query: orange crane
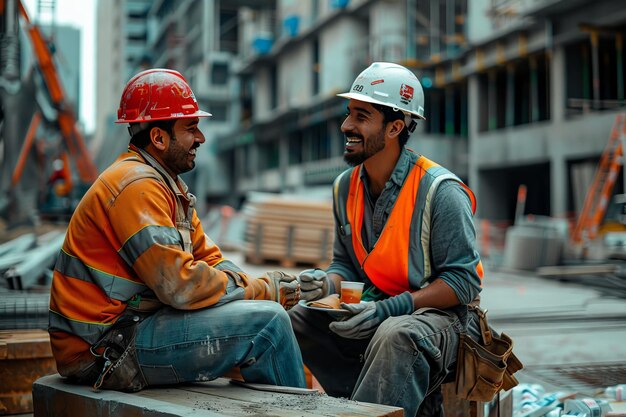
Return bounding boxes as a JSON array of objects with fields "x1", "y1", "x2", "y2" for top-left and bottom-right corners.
[
  {"x1": 570, "y1": 113, "x2": 626, "y2": 247},
  {"x1": 10, "y1": 0, "x2": 98, "y2": 192}
]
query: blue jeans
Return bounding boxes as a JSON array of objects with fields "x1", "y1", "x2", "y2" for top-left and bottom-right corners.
[{"x1": 135, "y1": 300, "x2": 306, "y2": 388}]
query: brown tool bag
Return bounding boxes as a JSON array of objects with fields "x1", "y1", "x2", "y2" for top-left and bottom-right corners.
[
  {"x1": 90, "y1": 314, "x2": 147, "y2": 392},
  {"x1": 454, "y1": 307, "x2": 524, "y2": 402}
]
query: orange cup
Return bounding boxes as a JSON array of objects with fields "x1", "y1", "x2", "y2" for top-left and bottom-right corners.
[{"x1": 340, "y1": 281, "x2": 364, "y2": 304}]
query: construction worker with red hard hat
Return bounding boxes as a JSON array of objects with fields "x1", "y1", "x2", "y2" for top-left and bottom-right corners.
[
  {"x1": 48, "y1": 69, "x2": 306, "y2": 392},
  {"x1": 289, "y1": 62, "x2": 494, "y2": 416}
]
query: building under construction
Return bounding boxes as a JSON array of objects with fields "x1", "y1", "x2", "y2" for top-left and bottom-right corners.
[
  {"x1": 208, "y1": 0, "x2": 626, "y2": 232},
  {"x1": 5, "y1": 0, "x2": 625, "y2": 233}
]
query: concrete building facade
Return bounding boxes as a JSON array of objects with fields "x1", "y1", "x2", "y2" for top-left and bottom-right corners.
[
  {"x1": 215, "y1": 0, "x2": 626, "y2": 230},
  {"x1": 92, "y1": 0, "x2": 152, "y2": 169},
  {"x1": 217, "y1": 0, "x2": 472, "y2": 209},
  {"x1": 91, "y1": 0, "x2": 626, "y2": 227}
]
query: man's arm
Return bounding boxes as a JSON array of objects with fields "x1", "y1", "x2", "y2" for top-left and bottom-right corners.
[
  {"x1": 110, "y1": 180, "x2": 294, "y2": 309},
  {"x1": 408, "y1": 278, "x2": 460, "y2": 309},
  {"x1": 325, "y1": 194, "x2": 359, "y2": 288},
  {"x1": 426, "y1": 180, "x2": 483, "y2": 307}
]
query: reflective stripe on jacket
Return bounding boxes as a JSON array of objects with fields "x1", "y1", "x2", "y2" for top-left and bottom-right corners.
[
  {"x1": 337, "y1": 153, "x2": 483, "y2": 296},
  {"x1": 48, "y1": 148, "x2": 266, "y2": 376}
]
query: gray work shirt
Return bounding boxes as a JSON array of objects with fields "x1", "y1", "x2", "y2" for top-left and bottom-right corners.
[{"x1": 327, "y1": 148, "x2": 482, "y2": 305}]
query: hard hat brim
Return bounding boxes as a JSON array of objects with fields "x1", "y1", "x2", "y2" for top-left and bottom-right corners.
[
  {"x1": 115, "y1": 110, "x2": 212, "y2": 124},
  {"x1": 337, "y1": 92, "x2": 426, "y2": 120}
]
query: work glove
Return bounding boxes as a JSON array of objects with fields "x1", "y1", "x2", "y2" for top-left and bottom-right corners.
[
  {"x1": 297, "y1": 268, "x2": 335, "y2": 302},
  {"x1": 260, "y1": 271, "x2": 301, "y2": 310},
  {"x1": 329, "y1": 291, "x2": 414, "y2": 339}
]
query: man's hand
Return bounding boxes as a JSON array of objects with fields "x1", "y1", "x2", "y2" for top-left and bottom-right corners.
[
  {"x1": 297, "y1": 268, "x2": 335, "y2": 302},
  {"x1": 329, "y1": 291, "x2": 414, "y2": 339},
  {"x1": 261, "y1": 271, "x2": 301, "y2": 310}
]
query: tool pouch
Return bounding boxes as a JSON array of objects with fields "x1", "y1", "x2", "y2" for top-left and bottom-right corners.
[
  {"x1": 454, "y1": 307, "x2": 523, "y2": 402},
  {"x1": 91, "y1": 315, "x2": 147, "y2": 392}
]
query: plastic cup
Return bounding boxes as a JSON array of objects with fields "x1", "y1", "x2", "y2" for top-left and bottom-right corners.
[{"x1": 340, "y1": 281, "x2": 364, "y2": 304}]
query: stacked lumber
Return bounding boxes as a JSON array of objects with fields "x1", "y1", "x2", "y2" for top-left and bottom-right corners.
[
  {"x1": 0, "y1": 329, "x2": 57, "y2": 415},
  {"x1": 242, "y1": 194, "x2": 334, "y2": 268}
]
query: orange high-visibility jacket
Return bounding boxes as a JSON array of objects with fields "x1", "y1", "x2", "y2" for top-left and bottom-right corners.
[
  {"x1": 49, "y1": 147, "x2": 268, "y2": 376},
  {"x1": 334, "y1": 152, "x2": 483, "y2": 296}
]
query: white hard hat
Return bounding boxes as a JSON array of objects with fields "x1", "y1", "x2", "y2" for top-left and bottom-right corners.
[{"x1": 337, "y1": 62, "x2": 425, "y2": 120}]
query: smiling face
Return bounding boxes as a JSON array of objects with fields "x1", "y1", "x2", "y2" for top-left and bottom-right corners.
[
  {"x1": 341, "y1": 100, "x2": 387, "y2": 167},
  {"x1": 161, "y1": 118, "x2": 205, "y2": 176}
]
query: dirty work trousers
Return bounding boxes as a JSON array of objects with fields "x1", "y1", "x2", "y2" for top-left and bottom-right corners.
[
  {"x1": 289, "y1": 304, "x2": 480, "y2": 417},
  {"x1": 135, "y1": 300, "x2": 306, "y2": 388}
]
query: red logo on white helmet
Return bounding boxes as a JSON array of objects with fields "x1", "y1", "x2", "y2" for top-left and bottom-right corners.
[{"x1": 399, "y1": 84, "x2": 414, "y2": 105}]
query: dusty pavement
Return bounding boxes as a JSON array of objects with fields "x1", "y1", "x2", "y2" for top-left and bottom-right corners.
[{"x1": 222, "y1": 250, "x2": 626, "y2": 396}]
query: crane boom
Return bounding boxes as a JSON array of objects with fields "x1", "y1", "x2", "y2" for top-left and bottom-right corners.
[{"x1": 17, "y1": 0, "x2": 98, "y2": 184}]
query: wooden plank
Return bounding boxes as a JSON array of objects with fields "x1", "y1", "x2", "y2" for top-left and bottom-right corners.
[
  {"x1": 243, "y1": 241, "x2": 332, "y2": 253},
  {"x1": 138, "y1": 378, "x2": 404, "y2": 417},
  {"x1": 33, "y1": 374, "x2": 404, "y2": 417},
  {"x1": 243, "y1": 197, "x2": 335, "y2": 269},
  {"x1": 0, "y1": 329, "x2": 53, "y2": 359},
  {"x1": 33, "y1": 375, "x2": 223, "y2": 417},
  {"x1": 0, "y1": 330, "x2": 57, "y2": 414}
]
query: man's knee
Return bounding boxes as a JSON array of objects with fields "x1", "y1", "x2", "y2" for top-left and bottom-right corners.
[
  {"x1": 372, "y1": 315, "x2": 452, "y2": 360},
  {"x1": 245, "y1": 301, "x2": 291, "y2": 326}
]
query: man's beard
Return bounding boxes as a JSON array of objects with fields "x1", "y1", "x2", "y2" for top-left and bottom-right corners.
[
  {"x1": 343, "y1": 130, "x2": 385, "y2": 166},
  {"x1": 163, "y1": 135, "x2": 196, "y2": 175}
]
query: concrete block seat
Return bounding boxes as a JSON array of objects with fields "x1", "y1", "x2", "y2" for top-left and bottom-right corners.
[{"x1": 32, "y1": 374, "x2": 404, "y2": 417}]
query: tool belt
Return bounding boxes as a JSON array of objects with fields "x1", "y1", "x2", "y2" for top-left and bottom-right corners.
[
  {"x1": 454, "y1": 306, "x2": 523, "y2": 402},
  {"x1": 90, "y1": 314, "x2": 147, "y2": 392}
]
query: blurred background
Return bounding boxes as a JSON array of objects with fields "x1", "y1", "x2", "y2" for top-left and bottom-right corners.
[
  {"x1": 1, "y1": 0, "x2": 626, "y2": 416},
  {"x1": 0, "y1": 0, "x2": 623, "y2": 231}
]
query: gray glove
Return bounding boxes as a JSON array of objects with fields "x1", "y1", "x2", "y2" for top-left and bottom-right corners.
[
  {"x1": 297, "y1": 268, "x2": 335, "y2": 302},
  {"x1": 329, "y1": 291, "x2": 414, "y2": 339}
]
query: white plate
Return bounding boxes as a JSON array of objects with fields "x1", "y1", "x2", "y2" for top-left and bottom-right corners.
[{"x1": 298, "y1": 299, "x2": 352, "y2": 319}]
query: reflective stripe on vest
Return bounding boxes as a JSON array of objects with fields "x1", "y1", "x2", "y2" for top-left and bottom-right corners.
[
  {"x1": 56, "y1": 250, "x2": 146, "y2": 301},
  {"x1": 49, "y1": 310, "x2": 112, "y2": 345},
  {"x1": 346, "y1": 155, "x2": 481, "y2": 296},
  {"x1": 120, "y1": 225, "x2": 185, "y2": 266}
]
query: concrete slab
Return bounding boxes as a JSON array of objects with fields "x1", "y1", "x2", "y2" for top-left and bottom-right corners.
[{"x1": 33, "y1": 374, "x2": 404, "y2": 417}]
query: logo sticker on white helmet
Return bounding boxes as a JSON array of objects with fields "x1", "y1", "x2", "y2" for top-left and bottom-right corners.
[{"x1": 399, "y1": 84, "x2": 414, "y2": 105}]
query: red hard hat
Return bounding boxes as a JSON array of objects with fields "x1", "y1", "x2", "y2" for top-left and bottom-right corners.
[{"x1": 115, "y1": 69, "x2": 211, "y2": 124}]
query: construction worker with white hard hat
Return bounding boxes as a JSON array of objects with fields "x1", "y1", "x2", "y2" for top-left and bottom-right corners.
[
  {"x1": 48, "y1": 68, "x2": 306, "y2": 392},
  {"x1": 289, "y1": 62, "x2": 487, "y2": 416}
]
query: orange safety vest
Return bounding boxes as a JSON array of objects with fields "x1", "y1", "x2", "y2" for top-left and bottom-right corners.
[
  {"x1": 48, "y1": 148, "x2": 268, "y2": 376},
  {"x1": 341, "y1": 154, "x2": 483, "y2": 296}
]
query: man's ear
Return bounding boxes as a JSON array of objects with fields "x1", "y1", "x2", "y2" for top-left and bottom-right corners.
[
  {"x1": 150, "y1": 127, "x2": 167, "y2": 151},
  {"x1": 386, "y1": 119, "x2": 405, "y2": 139}
]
